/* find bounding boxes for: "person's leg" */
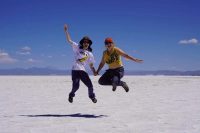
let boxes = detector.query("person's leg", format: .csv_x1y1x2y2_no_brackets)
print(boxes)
112,75,120,91
120,81,129,92
112,67,129,92
117,67,125,85
80,71,97,103
117,67,129,92
98,70,113,85
68,70,80,102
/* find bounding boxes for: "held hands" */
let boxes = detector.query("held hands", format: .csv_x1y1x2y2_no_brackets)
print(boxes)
90,65,99,76
93,71,99,76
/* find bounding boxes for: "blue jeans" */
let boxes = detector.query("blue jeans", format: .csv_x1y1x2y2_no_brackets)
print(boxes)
98,67,125,86
69,70,95,98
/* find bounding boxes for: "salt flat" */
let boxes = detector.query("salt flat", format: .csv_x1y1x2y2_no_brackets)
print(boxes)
0,76,200,133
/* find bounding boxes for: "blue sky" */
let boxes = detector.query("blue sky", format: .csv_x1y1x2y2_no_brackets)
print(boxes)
0,0,200,71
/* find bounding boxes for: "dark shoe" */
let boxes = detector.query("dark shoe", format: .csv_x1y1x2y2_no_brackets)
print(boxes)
90,97,97,103
112,84,117,91
68,96,73,103
122,82,129,92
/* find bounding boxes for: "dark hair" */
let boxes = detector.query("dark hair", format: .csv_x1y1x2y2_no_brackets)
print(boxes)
79,45,92,52
79,36,93,52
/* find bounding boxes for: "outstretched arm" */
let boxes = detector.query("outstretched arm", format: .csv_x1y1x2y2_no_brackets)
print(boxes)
64,24,73,45
116,48,143,63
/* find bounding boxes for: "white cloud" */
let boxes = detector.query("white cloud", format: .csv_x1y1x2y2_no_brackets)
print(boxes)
0,50,18,64
27,58,41,63
17,46,32,55
22,46,31,51
179,38,199,45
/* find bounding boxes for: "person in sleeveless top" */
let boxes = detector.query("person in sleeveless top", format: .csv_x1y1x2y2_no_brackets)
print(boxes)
64,24,97,103
95,37,143,92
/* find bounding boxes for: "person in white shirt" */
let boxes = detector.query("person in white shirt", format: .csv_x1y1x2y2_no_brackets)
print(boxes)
64,24,97,103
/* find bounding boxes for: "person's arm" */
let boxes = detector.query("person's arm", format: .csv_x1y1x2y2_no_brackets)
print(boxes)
116,47,143,63
89,63,97,76
64,24,73,45
96,52,106,74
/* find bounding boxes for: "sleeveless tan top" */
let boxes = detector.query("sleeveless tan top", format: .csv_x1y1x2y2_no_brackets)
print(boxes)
103,47,123,69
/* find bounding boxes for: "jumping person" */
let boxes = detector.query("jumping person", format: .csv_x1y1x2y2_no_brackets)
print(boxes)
96,37,143,92
64,24,97,103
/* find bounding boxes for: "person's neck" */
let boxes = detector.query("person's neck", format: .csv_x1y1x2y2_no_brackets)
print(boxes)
83,47,88,50
107,47,114,54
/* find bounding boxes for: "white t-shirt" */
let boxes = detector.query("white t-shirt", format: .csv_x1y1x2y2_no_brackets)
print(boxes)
71,41,95,71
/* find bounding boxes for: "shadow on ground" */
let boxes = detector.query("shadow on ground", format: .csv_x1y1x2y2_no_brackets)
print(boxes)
20,113,108,118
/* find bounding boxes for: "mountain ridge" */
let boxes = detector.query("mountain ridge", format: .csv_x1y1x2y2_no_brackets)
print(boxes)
0,68,200,76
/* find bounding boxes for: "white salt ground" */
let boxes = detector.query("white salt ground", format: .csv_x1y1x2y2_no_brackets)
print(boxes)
0,76,200,133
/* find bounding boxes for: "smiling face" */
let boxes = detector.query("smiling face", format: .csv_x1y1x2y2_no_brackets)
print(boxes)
82,40,90,50
105,42,114,51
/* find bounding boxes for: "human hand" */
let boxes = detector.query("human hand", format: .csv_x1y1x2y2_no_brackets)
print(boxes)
94,71,99,76
64,24,68,32
135,59,143,63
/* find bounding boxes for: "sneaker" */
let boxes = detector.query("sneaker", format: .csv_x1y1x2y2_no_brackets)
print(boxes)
68,96,73,103
112,83,117,91
90,97,97,103
122,82,129,92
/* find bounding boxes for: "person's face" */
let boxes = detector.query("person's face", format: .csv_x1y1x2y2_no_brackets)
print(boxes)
105,42,114,50
83,40,90,49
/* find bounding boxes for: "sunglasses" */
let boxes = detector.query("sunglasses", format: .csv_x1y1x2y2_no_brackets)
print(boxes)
83,41,89,44
105,42,113,45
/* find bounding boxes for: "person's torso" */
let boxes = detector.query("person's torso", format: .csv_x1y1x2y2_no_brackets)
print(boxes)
72,42,94,71
103,47,123,69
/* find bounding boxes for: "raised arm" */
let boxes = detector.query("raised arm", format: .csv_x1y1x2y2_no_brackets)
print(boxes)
96,52,106,75
116,48,143,63
64,24,73,45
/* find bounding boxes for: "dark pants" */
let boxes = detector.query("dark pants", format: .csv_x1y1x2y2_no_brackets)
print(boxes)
98,67,125,86
69,70,95,98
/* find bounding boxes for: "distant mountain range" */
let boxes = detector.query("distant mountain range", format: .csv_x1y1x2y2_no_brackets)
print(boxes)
0,67,70,75
125,70,200,76
0,67,200,76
